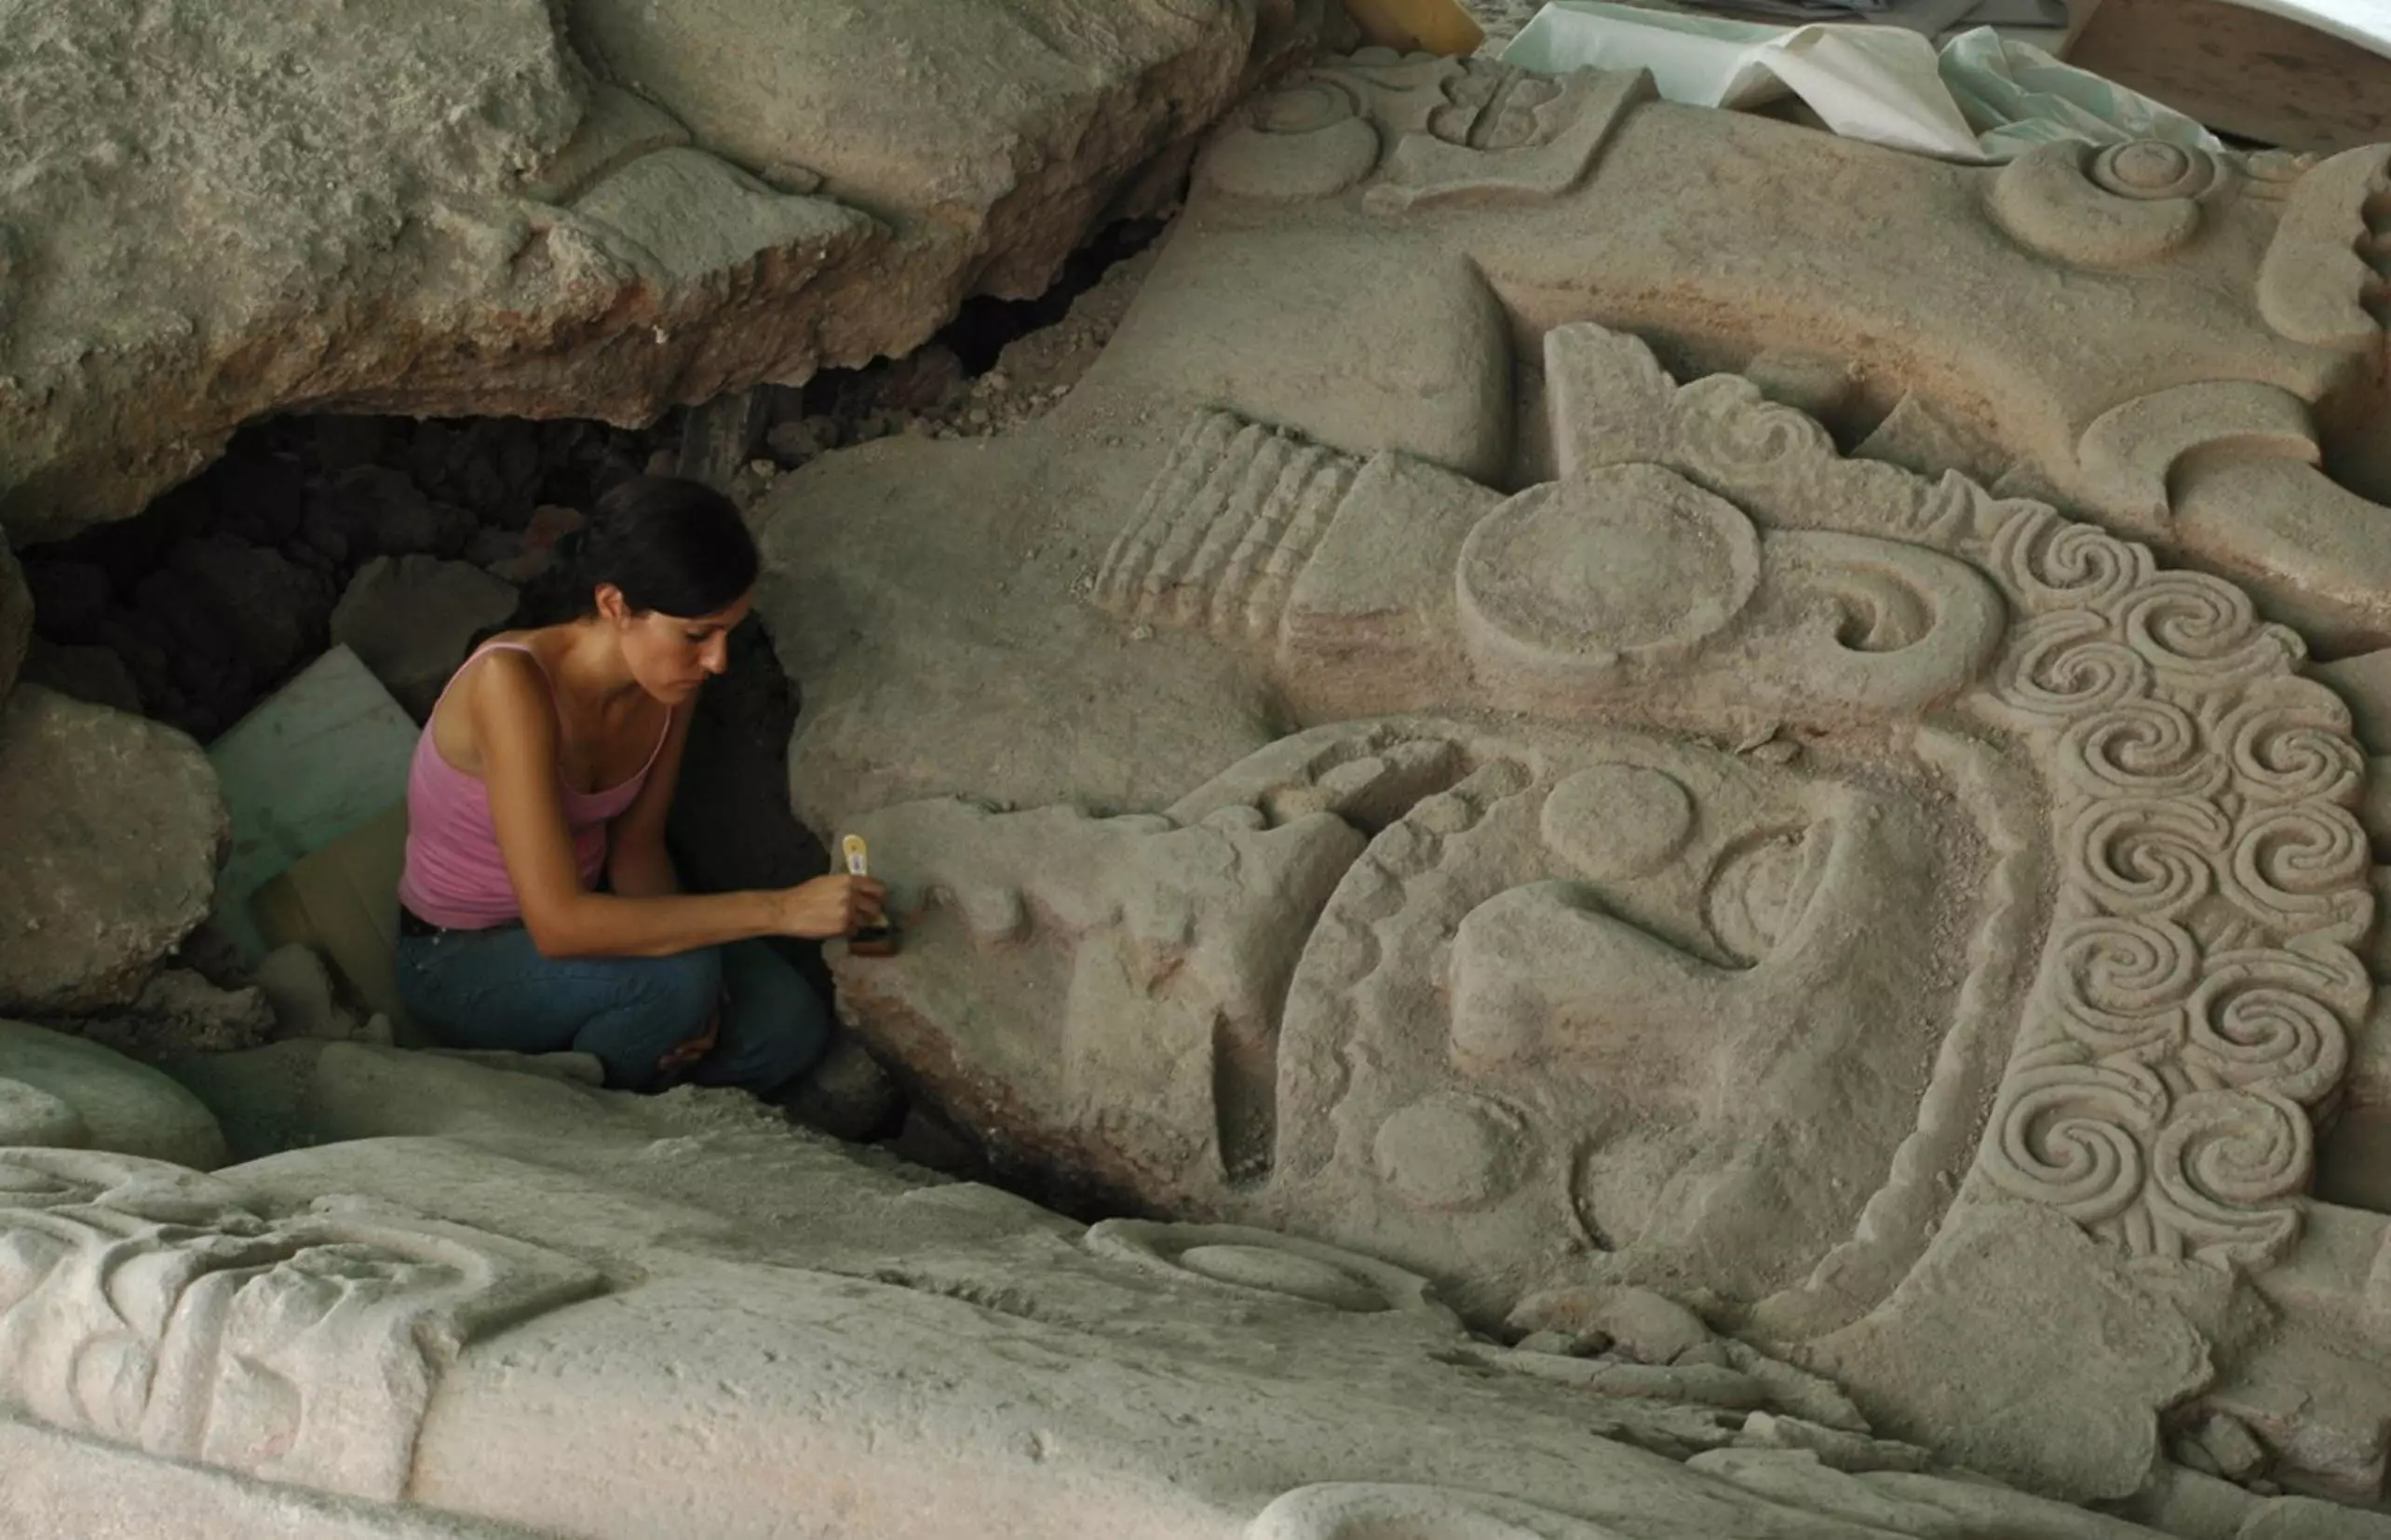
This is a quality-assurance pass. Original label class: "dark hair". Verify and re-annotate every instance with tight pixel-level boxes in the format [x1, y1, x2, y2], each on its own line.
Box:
[565, 475, 758, 619]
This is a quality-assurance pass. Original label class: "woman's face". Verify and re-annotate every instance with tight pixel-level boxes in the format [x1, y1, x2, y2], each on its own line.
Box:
[602, 586, 754, 704]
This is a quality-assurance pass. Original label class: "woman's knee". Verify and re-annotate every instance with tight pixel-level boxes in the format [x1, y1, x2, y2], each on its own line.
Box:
[574, 949, 724, 1088]
[705, 942, 832, 1094]
[638, 948, 723, 1033]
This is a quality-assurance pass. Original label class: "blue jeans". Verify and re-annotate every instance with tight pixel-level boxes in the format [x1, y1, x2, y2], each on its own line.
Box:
[394, 927, 831, 1096]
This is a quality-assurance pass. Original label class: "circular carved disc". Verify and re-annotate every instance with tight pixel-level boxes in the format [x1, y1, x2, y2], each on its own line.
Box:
[1458, 464, 1761, 680]
[1542, 763, 1696, 881]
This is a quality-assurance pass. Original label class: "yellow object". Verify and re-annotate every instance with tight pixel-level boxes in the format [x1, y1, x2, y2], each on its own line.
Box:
[250, 801, 423, 1042]
[842, 832, 871, 877]
[1343, 0, 1486, 55]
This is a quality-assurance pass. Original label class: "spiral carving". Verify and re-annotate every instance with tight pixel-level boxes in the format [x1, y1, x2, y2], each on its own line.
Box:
[2226, 804, 2371, 926]
[2068, 799, 2228, 919]
[2222, 682, 2365, 808]
[2118, 574, 2287, 694]
[2146, 1089, 2310, 1264]
[1991, 507, 2152, 613]
[1670, 377, 1837, 480]
[2057, 697, 2224, 801]
[1996, 611, 2148, 720]
[1986, 1062, 2164, 1223]
[1954, 489, 2371, 1268]
[2051, 917, 2198, 1058]
[2184, 952, 2353, 1104]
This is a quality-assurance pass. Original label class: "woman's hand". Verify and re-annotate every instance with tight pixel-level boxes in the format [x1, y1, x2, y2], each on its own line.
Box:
[777, 874, 888, 939]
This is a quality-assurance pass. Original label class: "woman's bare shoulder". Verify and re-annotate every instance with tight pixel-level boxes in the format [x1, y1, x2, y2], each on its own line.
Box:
[429, 636, 558, 773]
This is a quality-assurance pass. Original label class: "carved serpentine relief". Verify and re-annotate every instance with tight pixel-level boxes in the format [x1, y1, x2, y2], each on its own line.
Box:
[0, 1149, 602, 1500]
[1968, 507, 2368, 1264]
[1091, 321, 2373, 1288]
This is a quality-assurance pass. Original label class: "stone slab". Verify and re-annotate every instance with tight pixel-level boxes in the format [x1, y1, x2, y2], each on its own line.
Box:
[206, 647, 419, 962]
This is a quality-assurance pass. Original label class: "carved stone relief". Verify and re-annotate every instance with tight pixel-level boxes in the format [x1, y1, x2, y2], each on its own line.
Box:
[0, 1148, 601, 1501]
[813, 320, 2391, 1499]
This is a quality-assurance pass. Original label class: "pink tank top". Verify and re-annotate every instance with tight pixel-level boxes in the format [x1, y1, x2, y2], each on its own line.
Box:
[397, 642, 671, 930]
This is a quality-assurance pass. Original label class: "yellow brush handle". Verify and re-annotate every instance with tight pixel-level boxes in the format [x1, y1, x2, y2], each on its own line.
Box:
[841, 833, 870, 879]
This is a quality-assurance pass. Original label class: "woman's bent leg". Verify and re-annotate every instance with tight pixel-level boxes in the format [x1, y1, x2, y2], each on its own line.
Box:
[690, 939, 833, 1097]
[395, 926, 721, 1092]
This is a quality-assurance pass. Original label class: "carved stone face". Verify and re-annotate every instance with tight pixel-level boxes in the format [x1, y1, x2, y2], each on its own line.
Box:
[1273, 730, 1978, 1312]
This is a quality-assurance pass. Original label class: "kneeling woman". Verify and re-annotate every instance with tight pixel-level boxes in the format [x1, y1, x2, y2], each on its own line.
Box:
[393, 475, 883, 1095]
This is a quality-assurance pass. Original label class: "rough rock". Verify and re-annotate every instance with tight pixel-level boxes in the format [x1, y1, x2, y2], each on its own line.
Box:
[1807, 1200, 2215, 1502]
[330, 556, 520, 721]
[2238, 1498, 2391, 1538]
[0, 686, 226, 1017]
[779, 1032, 900, 1141]
[56, 969, 278, 1062]
[0, 1043, 2230, 1540]
[0, 0, 1319, 543]
[1508, 1284, 1716, 1366]
[253, 943, 359, 1044]
[0, 525, 27, 707]
[16, 635, 142, 715]
[0, 1018, 226, 1168]
[566, 1, 1319, 295]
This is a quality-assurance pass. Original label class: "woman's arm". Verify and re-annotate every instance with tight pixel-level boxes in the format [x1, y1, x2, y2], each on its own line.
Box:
[470, 655, 877, 957]
[605, 705, 695, 899]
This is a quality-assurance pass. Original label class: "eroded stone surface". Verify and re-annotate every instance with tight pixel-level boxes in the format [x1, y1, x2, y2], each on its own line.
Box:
[0, 1019, 226, 1168]
[0, 1043, 2324, 1540]
[329, 556, 520, 722]
[0, 687, 225, 1016]
[0, 0, 1316, 543]
[757, 90, 2391, 1499]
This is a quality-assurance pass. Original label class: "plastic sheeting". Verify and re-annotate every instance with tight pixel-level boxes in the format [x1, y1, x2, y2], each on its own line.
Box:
[1499, 3, 2223, 160]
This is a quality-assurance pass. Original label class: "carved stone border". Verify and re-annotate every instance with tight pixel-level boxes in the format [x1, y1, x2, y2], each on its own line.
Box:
[1552, 324, 2373, 1282]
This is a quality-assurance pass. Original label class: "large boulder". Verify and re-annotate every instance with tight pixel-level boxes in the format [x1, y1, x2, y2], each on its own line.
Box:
[0, 687, 227, 1016]
[0, 0, 1319, 544]
[331, 554, 521, 721]
[568, 0, 1324, 294]
[0, 1018, 226, 1168]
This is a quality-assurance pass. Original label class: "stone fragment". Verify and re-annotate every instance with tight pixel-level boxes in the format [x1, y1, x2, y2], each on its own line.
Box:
[18, 558, 112, 645]
[676, 390, 773, 493]
[0, 1018, 227, 1169]
[1506, 1284, 1715, 1366]
[764, 417, 842, 465]
[150, 534, 338, 682]
[331, 556, 520, 722]
[2119, 1465, 2262, 1540]
[62, 969, 278, 1060]
[254, 944, 358, 1044]
[1810, 1200, 2214, 1502]
[2237, 1496, 2391, 1538]
[304, 467, 472, 563]
[17, 636, 142, 715]
[1734, 1412, 1933, 1475]
[780, 1033, 900, 1143]
[2191, 1412, 2272, 1483]
[0, 687, 225, 1016]
[486, 505, 587, 586]
[1744, 347, 1861, 422]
